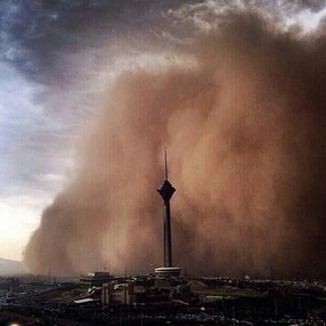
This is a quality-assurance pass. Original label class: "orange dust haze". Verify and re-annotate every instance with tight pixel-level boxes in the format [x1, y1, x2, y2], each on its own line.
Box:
[24, 10, 325, 278]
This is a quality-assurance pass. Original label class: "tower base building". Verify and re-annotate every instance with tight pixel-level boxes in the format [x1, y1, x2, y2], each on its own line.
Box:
[154, 266, 182, 279]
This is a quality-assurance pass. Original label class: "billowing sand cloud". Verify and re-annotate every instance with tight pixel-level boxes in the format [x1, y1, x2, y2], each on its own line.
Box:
[24, 9, 325, 278]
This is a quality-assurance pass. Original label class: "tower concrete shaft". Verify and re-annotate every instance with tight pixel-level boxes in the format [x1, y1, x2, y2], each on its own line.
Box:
[163, 200, 172, 266]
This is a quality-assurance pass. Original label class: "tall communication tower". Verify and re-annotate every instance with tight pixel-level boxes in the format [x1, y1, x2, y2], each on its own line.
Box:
[155, 149, 181, 279]
[157, 149, 176, 267]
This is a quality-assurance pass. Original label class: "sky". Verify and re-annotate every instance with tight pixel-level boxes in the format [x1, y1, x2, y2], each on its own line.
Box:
[0, 0, 325, 264]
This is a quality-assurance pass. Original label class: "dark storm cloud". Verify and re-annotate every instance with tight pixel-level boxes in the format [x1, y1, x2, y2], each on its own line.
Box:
[3, 0, 324, 83]
[0, 0, 188, 84]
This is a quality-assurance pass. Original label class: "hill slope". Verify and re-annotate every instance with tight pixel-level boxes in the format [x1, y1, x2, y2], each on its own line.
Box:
[0, 257, 25, 275]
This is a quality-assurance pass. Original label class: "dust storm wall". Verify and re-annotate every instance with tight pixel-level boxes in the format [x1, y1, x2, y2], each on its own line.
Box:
[23, 10, 326, 278]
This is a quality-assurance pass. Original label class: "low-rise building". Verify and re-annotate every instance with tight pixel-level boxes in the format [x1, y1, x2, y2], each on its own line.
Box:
[80, 272, 112, 288]
[101, 281, 136, 305]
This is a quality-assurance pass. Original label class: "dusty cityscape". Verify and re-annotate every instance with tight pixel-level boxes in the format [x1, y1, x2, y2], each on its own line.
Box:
[0, 272, 325, 325]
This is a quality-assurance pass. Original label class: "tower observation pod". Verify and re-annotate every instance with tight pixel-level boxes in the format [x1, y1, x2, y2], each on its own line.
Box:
[155, 149, 181, 279]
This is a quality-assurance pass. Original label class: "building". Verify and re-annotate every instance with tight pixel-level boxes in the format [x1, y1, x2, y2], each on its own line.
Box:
[80, 272, 113, 288]
[101, 281, 136, 305]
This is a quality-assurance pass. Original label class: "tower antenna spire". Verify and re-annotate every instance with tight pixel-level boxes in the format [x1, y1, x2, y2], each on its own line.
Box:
[164, 147, 168, 180]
